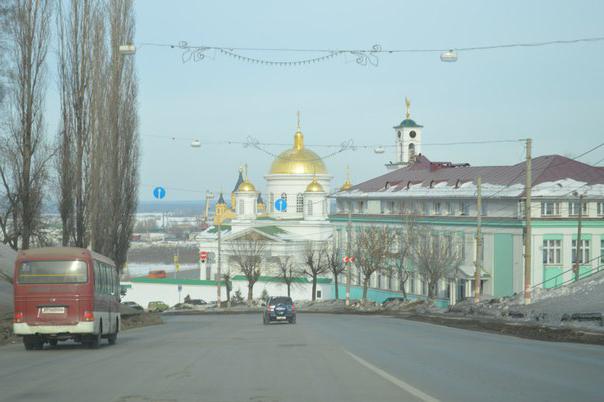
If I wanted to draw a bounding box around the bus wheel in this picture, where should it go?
[23,336,42,351]
[87,332,101,349]
[107,318,118,345]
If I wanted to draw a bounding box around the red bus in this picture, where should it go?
[13,247,120,350]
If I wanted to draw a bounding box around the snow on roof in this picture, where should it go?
[338,154,604,199]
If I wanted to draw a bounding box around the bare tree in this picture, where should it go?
[56,0,99,247]
[409,228,462,298]
[386,214,417,299]
[83,0,139,270]
[0,0,53,250]
[353,226,396,303]
[324,239,345,300]
[228,237,266,304]
[300,241,329,301]
[274,256,299,298]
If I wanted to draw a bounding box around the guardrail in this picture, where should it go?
[533,255,603,290]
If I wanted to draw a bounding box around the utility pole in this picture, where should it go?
[474,176,482,304]
[524,138,532,305]
[217,222,222,308]
[345,200,352,306]
[574,193,584,282]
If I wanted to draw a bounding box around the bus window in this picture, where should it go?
[17,260,88,284]
[94,261,102,293]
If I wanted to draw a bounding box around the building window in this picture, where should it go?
[568,201,587,216]
[296,193,304,213]
[358,201,364,213]
[380,201,385,214]
[481,201,488,216]
[542,240,561,264]
[541,202,560,216]
[433,201,442,215]
[409,273,415,294]
[390,201,395,214]
[460,201,470,216]
[269,193,274,212]
[447,202,455,215]
[597,202,604,216]
[572,239,590,264]
[459,235,466,261]
[238,202,245,216]
[422,202,430,215]
[307,200,313,216]
[323,200,327,216]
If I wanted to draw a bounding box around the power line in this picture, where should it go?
[136,35,604,67]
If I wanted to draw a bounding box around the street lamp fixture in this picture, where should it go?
[191,139,201,148]
[440,49,458,62]
[119,44,136,55]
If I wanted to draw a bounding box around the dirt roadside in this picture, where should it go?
[0,312,163,348]
[391,312,604,345]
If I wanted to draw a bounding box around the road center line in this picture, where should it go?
[344,350,440,402]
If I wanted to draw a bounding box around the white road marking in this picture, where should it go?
[344,350,440,402]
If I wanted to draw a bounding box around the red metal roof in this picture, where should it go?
[349,154,604,193]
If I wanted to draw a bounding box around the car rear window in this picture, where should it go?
[17,260,88,284]
[271,297,292,305]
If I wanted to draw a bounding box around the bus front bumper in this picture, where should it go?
[13,322,95,335]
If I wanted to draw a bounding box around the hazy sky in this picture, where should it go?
[46,0,604,202]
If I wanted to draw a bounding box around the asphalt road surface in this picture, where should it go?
[1,314,603,402]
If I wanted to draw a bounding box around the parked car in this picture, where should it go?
[382,297,407,305]
[148,301,169,312]
[148,270,167,279]
[263,296,296,325]
[121,301,144,311]
[188,299,207,305]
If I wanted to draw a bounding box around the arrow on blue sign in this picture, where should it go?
[275,198,287,212]
[153,186,166,200]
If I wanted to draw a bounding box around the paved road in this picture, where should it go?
[1,314,603,402]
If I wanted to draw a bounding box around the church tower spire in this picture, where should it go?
[386,97,423,171]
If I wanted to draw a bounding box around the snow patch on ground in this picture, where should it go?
[450,271,604,331]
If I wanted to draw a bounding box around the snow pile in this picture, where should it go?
[450,271,604,330]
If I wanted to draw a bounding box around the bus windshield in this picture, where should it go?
[17,260,88,284]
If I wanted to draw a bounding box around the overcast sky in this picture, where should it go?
[44,0,604,202]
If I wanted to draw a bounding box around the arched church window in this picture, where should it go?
[323,200,327,215]
[239,201,245,216]
[307,200,313,216]
[397,131,402,139]
[408,143,416,160]
[296,193,304,213]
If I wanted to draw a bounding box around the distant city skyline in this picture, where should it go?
[41,0,604,201]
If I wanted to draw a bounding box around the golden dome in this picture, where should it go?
[305,176,325,193]
[340,179,352,191]
[237,179,256,192]
[268,128,327,175]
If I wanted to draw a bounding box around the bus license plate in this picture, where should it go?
[276,316,286,320]
[41,307,65,314]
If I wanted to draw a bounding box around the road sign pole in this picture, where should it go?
[217,222,222,308]
[346,200,352,306]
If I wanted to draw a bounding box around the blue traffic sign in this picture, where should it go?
[153,186,166,200]
[275,198,287,212]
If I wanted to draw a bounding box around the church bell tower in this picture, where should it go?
[387,97,423,171]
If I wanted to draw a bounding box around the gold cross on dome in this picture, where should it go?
[297,111,301,130]
[405,97,411,119]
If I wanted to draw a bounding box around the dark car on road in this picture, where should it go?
[263,296,296,324]
[121,301,144,311]
[382,297,407,305]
